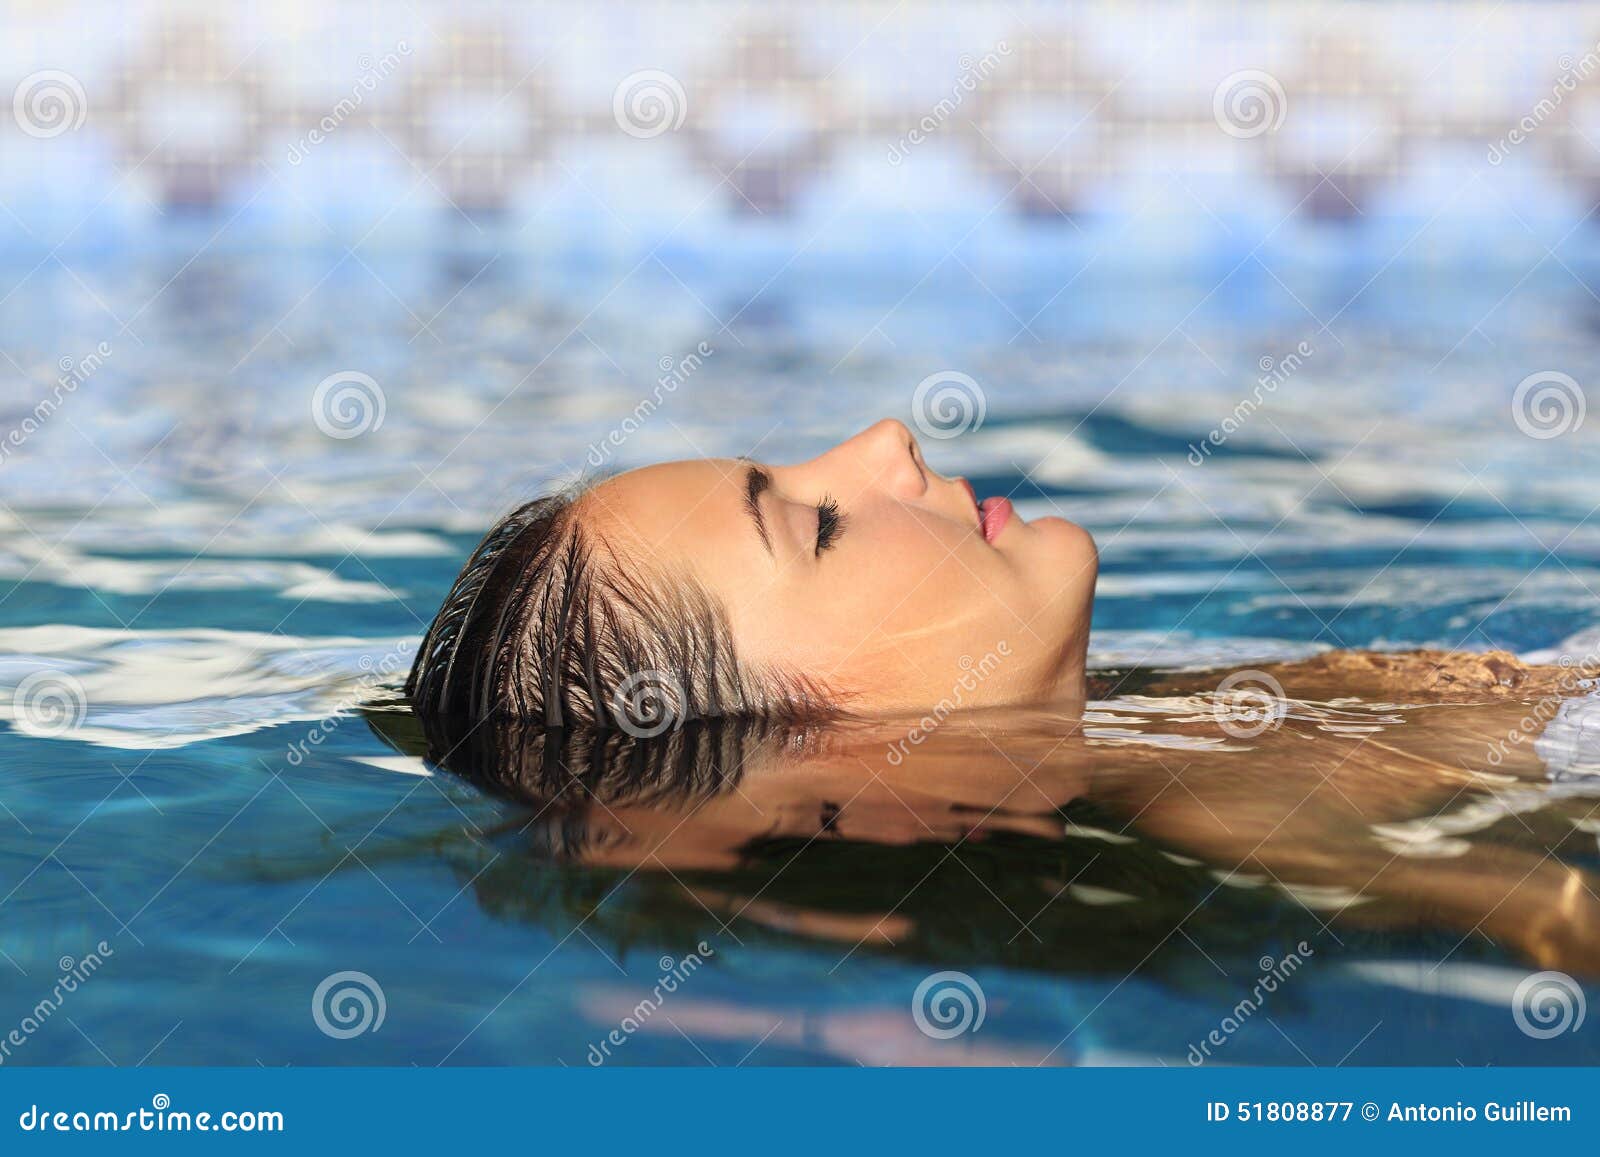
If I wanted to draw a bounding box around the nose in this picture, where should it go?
[805,419,927,499]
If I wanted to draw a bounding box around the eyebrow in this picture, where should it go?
[743,465,773,555]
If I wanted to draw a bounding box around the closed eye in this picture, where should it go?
[815,495,845,556]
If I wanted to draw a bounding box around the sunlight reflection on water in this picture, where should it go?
[3,244,1600,1065]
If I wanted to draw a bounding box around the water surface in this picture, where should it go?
[3,239,1600,1064]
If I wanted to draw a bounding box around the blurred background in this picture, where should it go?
[4,0,1600,660]
[2,0,1600,1066]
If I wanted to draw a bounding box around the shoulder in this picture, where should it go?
[1097,648,1576,703]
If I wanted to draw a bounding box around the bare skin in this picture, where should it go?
[578,419,1099,714]
[470,650,1600,974]
[393,423,1600,978]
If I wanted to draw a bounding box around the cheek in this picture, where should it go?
[842,539,1034,658]
[847,521,980,612]
[733,527,967,666]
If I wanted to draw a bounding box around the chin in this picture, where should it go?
[1029,515,1099,577]
[1028,517,1098,667]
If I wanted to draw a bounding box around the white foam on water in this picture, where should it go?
[0,539,402,601]
[1535,692,1600,786]
[0,625,416,750]
[1087,630,1329,671]
[349,755,434,778]
[1342,961,1536,1007]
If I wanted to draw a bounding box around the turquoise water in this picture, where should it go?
[3,234,1600,1065]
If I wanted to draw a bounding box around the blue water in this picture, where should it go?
[4,233,1600,1065]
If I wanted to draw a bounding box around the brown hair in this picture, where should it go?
[406,491,828,744]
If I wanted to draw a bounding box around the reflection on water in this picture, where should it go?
[4,244,1600,1064]
[372,653,1600,985]
[350,657,1600,1065]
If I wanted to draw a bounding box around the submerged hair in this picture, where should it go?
[407,491,829,743]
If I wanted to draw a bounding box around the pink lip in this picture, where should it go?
[979,496,1013,543]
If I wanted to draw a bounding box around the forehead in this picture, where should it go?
[581,459,756,571]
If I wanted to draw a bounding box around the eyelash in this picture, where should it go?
[814,495,845,556]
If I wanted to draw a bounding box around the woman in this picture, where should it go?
[375,676,1600,976]
[408,416,1581,732]
[408,418,1099,732]
[388,420,1600,1048]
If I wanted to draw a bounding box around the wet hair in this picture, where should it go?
[403,704,795,812]
[406,490,830,745]
[372,681,821,858]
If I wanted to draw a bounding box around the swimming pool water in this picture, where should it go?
[3,234,1600,1065]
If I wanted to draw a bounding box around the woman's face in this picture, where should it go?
[581,419,1097,713]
